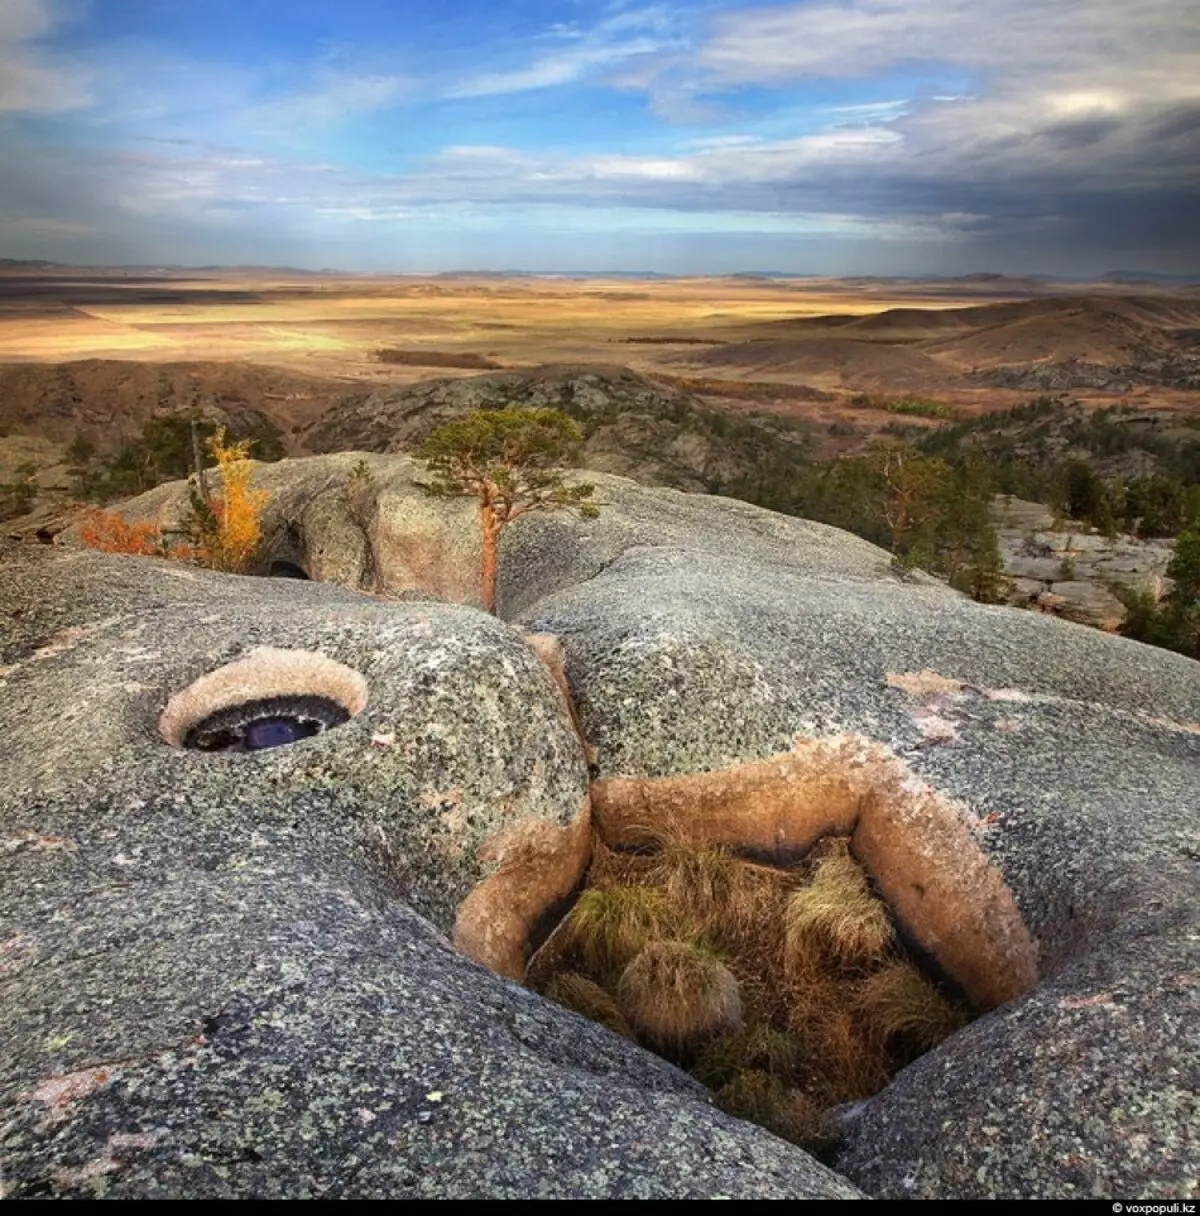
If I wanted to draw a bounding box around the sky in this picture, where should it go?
[1,0,1198,275]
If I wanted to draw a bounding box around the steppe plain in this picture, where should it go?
[3,267,1198,455]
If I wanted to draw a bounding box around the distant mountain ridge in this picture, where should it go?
[2,256,1196,284]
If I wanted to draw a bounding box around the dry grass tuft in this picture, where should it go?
[781,961,847,1043]
[653,839,741,916]
[692,1023,805,1089]
[805,1009,891,1105]
[524,829,973,1156]
[784,838,893,970]
[617,940,743,1054]
[585,839,660,891]
[855,961,967,1055]
[558,885,669,977]
[542,972,634,1039]
[662,842,793,940]
[714,1070,825,1146]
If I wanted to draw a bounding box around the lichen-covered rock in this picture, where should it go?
[11,453,1200,1199]
[0,547,587,933]
[506,490,1199,1200]
[0,542,860,1200]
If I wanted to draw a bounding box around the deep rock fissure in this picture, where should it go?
[448,640,1039,1159]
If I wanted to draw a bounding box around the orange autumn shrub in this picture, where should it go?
[78,510,190,559]
[79,428,270,573]
[184,429,271,572]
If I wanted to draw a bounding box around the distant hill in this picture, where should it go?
[672,336,953,393]
[920,399,1200,489]
[1102,270,1200,286]
[668,294,1200,393]
[0,360,356,451]
[304,363,814,495]
[0,259,65,271]
[0,258,342,276]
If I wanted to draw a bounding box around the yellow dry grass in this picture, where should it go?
[784,838,893,969]
[0,270,1009,382]
[542,972,634,1040]
[556,885,670,978]
[692,1023,805,1089]
[855,961,967,1054]
[526,832,971,1156]
[616,940,743,1054]
[713,1070,825,1147]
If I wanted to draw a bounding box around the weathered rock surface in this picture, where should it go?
[993,495,1176,630]
[508,492,1198,1200]
[0,544,860,1200]
[6,453,1199,1199]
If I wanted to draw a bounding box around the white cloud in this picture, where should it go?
[0,0,91,112]
[820,100,909,119]
[448,38,664,99]
[12,215,94,235]
[697,0,1199,91]
[248,71,411,128]
[447,6,678,98]
[1,0,1194,268]
[0,55,90,112]
[0,0,69,42]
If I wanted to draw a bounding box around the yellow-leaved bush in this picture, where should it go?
[80,427,270,574]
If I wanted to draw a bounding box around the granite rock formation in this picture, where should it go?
[4,455,1198,1199]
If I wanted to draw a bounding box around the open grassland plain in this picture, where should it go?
[1,269,1198,458]
[0,271,1020,372]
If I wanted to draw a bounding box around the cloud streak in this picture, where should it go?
[246,72,412,130]
[445,6,679,99]
[0,0,1196,271]
[695,0,1198,90]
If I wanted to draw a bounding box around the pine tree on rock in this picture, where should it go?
[417,407,598,614]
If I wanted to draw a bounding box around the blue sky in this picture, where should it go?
[1,0,1198,273]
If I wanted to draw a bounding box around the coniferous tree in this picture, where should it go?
[417,407,598,614]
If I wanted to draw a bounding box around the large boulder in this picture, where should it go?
[508,509,1198,1199]
[993,497,1177,631]
[0,542,860,1200]
[8,454,1199,1199]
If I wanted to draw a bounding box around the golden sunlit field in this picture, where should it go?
[2,268,1198,455]
[0,270,996,370]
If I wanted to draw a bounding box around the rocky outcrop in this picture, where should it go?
[0,542,859,1200]
[970,355,1200,391]
[303,363,809,495]
[993,495,1175,630]
[0,360,347,453]
[5,457,1199,1199]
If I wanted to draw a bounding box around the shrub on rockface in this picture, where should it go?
[79,428,270,574]
[1120,517,1200,658]
[85,412,284,503]
[180,429,270,572]
[0,461,38,522]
